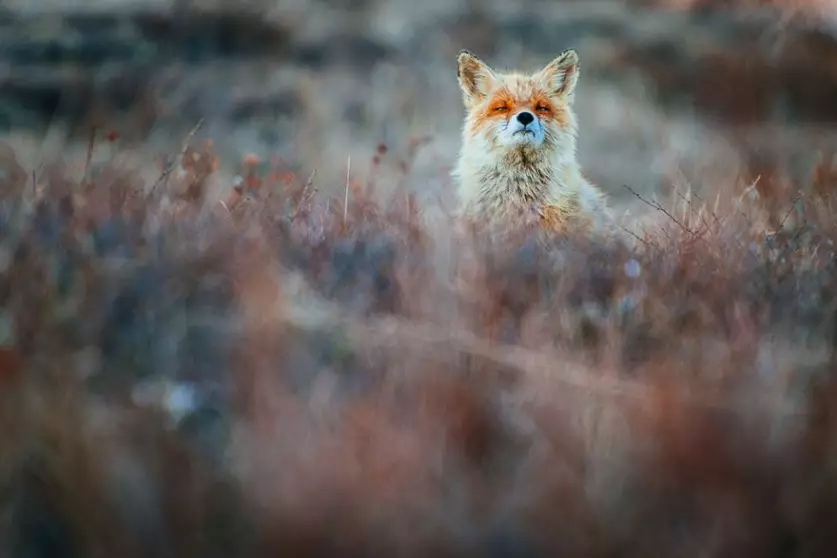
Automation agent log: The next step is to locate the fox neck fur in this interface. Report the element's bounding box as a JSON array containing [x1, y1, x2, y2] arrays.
[[454, 142, 585, 219]]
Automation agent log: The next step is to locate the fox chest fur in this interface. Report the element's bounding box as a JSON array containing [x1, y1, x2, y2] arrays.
[[456, 147, 586, 228]]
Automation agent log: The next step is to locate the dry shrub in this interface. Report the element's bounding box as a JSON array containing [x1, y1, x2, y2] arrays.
[[1, 133, 836, 558]]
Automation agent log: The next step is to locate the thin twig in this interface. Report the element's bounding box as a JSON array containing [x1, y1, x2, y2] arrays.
[[687, 187, 725, 227], [623, 184, 701, 240], [83, 126, 96, 185], [343, 155, 351, 225], [732, 176, 763, 233], [290, 168, 318, 222], [148, 118, 204, 199], [677, 186, 753, 252], [620, 226, 660, 253], [674, 188, 713, 236], [778, 191, 802, 231]]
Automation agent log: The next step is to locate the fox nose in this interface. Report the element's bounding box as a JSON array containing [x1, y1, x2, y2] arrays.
[[516, 111, 534, 126]]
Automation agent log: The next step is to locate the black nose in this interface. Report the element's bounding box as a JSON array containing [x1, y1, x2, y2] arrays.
[[516, 111, 534, 126]]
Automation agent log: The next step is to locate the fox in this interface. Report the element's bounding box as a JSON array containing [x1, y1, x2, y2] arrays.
[[452, 49, 614, 243]]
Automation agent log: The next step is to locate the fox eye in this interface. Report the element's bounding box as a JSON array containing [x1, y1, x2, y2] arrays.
[[493, 104, 509, 112], [535, 104, 551, 113]]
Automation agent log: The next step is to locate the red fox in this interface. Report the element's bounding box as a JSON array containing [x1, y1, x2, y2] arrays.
[[452, 49, 613, 241]]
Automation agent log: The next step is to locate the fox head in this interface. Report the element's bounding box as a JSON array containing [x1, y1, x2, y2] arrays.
[[456, 50, 580, 165]]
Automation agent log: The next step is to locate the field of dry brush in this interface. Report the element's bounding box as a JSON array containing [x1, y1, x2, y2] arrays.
[[2, 1, 837, 557]]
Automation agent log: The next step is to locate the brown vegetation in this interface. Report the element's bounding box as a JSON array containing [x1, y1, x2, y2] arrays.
[[2, 1, 837, 556], [0, 123, 836, 557]]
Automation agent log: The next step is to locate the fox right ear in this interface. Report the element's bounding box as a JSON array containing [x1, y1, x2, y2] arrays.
[[457, 50, 496, 106], [538, 49, 580, 102]]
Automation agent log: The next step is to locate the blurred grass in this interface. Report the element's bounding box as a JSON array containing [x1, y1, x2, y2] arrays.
[[0, 109, 836, 555], [2, 1, 837, 557]]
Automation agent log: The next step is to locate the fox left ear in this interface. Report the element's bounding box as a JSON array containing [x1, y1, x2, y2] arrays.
[[457, 50, 497, 107], [539, 50, 580, 102]]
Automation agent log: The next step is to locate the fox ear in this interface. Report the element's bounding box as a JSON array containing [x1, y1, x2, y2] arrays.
[[457, 50, 497, 106], [539, 50, 580, 102]]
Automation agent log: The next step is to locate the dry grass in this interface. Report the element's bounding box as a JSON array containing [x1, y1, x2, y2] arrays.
[[4, 1, 837, 555], [0, 119, 836, 557]]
